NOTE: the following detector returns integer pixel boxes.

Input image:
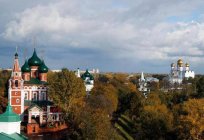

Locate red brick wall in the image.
[11,91,21,96]
[11,97,21,105]
[12,106,21,114]
[27,124,40,134]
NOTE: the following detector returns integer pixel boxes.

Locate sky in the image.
[1,0,204,73]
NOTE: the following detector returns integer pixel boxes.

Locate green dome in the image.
[21,60,31,72]
[38,60,48,73]
[0,104,20,122]
[28,48,42,66]
[81,69,94,80]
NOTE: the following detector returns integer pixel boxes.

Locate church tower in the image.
[8,51,24,115]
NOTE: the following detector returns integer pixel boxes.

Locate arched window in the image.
[24,93,28,100]
[15,80,18,87]
[32,92,37,101]
[41,92,46,100]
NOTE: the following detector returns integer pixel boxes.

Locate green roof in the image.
[28,48,42,66]
[81,69,94,80]
[0,104,20,122]
[24,78,48,85]
[38,60,48,73]
[24,100,54,107]
[0,132,28,140]
[21,59,31,72]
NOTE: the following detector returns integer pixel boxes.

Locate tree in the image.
[0,70,11,113]
[196,76,204,98]
[77,105,120,140]
[175,99,204,139]
[48,69,86,119]
[90,82,118,115]
[138,104,174,139]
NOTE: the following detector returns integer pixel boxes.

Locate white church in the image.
[168,59,195,84]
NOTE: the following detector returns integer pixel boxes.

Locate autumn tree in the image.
[175,99,204,139]
[90,82,118,115]
[0,70,10,113]
[77,104,121,140]
[48,68,86,120]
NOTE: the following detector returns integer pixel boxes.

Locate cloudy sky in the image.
[1,0,204,73]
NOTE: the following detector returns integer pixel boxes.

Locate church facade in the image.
[76,68,94,94]
[8,49,66,134]
[168,59,195,84]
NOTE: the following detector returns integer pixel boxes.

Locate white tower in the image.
[77,68,81,78]
[0,104,21,134]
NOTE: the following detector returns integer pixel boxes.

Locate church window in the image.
[32,92,37,101]
[25,93,28,100]
[42,92,46,100]
[15,80,18,87]
[16,99,20,103]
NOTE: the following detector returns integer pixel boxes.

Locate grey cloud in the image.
[1,0,204,73]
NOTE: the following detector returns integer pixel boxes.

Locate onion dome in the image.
[21,59,31,72]
[0,104,20,122]
[14,52,18,59]
[81,69,94,80]
[38,60,48,73]
[185,63,189,67]
[177,59,183,67]
[28,48,42,66]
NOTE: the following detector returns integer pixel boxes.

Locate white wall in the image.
[0,121,21,134]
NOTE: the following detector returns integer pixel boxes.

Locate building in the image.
[8,49,66,134]
[0,103,27,140]
[138,72,150,98]
[168,59,195,84]
[76,68,94,94]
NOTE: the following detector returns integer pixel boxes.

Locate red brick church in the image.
[8,48,67,134]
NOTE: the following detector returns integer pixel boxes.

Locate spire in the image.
[12,48,20,72]
[15,46,18,59]
[28,48,42,66]
[141,72,145,81]
[77,68,80,78]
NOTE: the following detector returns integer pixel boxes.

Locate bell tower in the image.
[8,50,24,115]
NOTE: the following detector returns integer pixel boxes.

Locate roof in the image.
[28,48,42,66]
[24,100,54,107]
[38,60,48,73]
[0,104,20,122]
[28,104,43,111]
[0,132,28,140]
[24,78,48,85]
[81,69,94,80]
[21,59,31,72]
